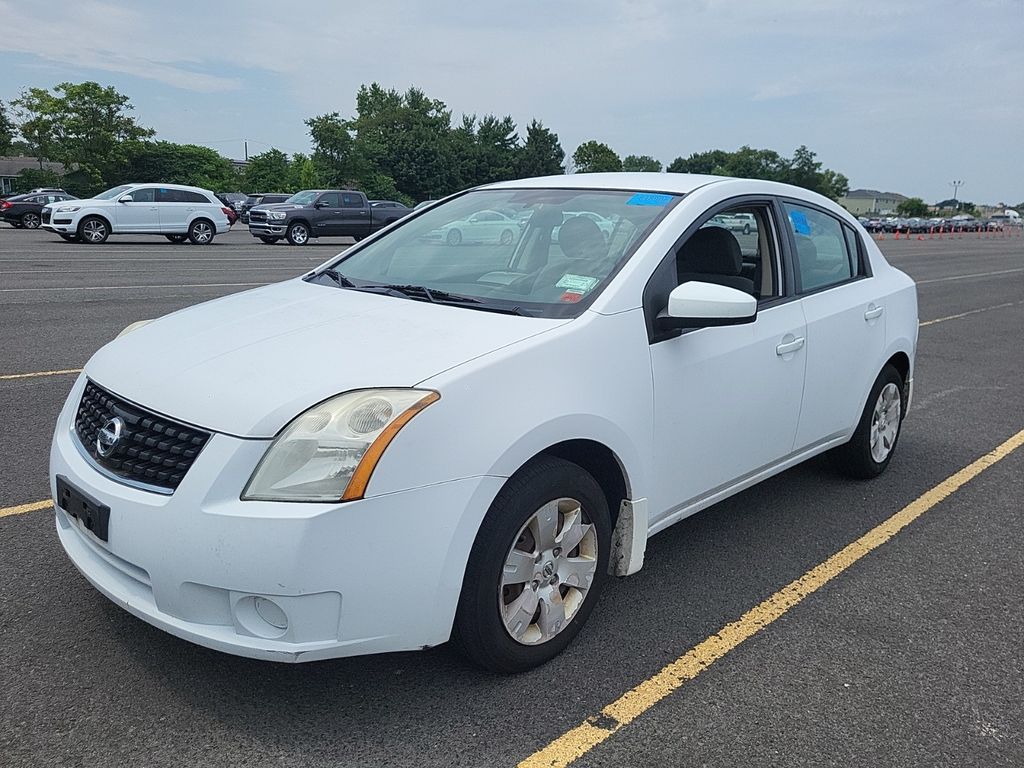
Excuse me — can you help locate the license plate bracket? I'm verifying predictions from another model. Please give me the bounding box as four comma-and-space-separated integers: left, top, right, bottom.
56, 475, 110, 542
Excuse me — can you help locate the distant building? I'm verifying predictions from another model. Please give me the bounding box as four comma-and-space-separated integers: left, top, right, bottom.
841, 188, 908, 215
0, 156, 66, 195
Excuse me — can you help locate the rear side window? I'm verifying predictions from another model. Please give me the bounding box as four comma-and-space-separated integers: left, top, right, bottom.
783, 202, 855, 293
182, 190, 210, 203
342, 193, 363, 208
157, 188, 185, 203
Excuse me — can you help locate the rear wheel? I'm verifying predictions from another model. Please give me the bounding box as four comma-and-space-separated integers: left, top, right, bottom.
188, 219, 215, 245
446, 228, 462, 246
499, 228, 514, 245
258, 236, 280, 244
78, 216, 110, 244
165, 234, 187, 243
453, 456, 611, 673
21, 212, 41, 229
287, 222, 310, 245
831, 365, 904, 479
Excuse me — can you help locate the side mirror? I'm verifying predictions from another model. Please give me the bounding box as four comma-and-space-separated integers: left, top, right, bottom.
315, 200, 331, 209
118, 195, 133, 203
657, 281, 757, 330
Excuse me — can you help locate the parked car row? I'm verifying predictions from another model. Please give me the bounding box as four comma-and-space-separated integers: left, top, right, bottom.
858, 215, 1016, 234
1, 190, 78, 229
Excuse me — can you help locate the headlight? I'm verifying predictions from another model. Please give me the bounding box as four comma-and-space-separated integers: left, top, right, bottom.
116, 319, 154, 338
267, 211, 287, 220
56, 205, 81, 213
242, 389, 440, 502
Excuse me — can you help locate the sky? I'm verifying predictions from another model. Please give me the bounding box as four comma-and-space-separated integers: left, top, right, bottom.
1, 0, 1022, 205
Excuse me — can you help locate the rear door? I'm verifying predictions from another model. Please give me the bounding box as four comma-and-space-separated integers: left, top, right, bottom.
342, 192, 371, 236
781, 200, 887, 449
156, 188, 189, 233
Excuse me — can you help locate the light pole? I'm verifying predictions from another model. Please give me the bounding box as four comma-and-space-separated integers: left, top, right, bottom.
950, 180, 964, 212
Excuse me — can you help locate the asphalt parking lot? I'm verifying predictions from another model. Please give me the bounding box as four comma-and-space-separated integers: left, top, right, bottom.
1, 225, 1022, 767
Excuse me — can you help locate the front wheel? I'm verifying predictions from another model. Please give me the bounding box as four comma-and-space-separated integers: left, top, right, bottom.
287, 222, 310, 245
831, 365, 904, 479
58, 233, 80, 242
22, 212, 41, 229
165, 234, 187, 243
499, 228, 514, 245
446, 228, 462, 246
78, 216, 110, 244
453, 456, 611, 673
188, 219, 215, 245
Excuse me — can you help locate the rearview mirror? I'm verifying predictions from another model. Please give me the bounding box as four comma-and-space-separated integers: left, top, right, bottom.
656, 281, 757, 330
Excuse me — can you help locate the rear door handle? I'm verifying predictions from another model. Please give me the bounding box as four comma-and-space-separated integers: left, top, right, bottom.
864, 305, 884, 321
776, 337, 805, 356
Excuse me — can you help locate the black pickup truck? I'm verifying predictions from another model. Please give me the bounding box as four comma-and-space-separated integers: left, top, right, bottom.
247, 189, 410, 245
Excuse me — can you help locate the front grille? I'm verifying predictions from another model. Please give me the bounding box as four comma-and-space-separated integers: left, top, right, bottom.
74, 381, 211, 492
41, 209, 51, 224
248, 210, 267, 223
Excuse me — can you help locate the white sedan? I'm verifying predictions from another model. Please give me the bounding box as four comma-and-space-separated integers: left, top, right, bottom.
50, 173, 917, 672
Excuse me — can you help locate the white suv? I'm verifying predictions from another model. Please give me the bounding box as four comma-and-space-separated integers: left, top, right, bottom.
41, 183, 231, 245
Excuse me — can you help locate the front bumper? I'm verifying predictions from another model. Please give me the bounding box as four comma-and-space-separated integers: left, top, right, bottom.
51, 375, 502, 662
249, 221, 287, 237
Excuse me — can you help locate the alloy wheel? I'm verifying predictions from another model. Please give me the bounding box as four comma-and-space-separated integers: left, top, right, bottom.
870, 382, 901, 463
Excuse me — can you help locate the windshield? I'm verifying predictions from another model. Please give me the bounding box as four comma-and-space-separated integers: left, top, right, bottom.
286, 190, 319, 205
94, 185, 134, 200
322, 188, 680, 318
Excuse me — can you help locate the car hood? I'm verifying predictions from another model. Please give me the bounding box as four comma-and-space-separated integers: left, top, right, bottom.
254, 203, 305, 212
85, 279, 565, 437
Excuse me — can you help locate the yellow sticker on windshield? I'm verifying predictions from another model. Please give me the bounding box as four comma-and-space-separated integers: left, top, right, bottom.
555, 274, 600, 293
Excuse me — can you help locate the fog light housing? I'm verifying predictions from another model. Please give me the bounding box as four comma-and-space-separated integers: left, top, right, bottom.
234, 595, 289, 639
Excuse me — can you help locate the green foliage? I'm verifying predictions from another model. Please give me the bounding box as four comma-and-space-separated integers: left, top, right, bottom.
297, 156, 320, 190
241, 148, 293, 193
572, 141, 622, 173
517, 120, 565, 178
62, 166, 105, 197
10, 82, 154, 186
622, 154, 662, 173
13, 167, 62, 193
112, 141, 239, 191
666, 144, 848, 200
896, 197, 929, 217
0, 100, 14, 155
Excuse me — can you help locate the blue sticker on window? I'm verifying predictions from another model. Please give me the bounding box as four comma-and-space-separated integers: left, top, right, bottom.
627, 193, 673, 206
789, 210, 811, 235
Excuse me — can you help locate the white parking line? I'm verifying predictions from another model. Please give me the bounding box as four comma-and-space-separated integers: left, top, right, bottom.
917, 267, 1024, 285
2, 267, 302, 275
0, 282, 269, 292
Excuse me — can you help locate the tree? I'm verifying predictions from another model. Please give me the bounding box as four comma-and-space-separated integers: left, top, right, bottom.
113, 141, 238, 191
572, 141, 622, 173
297, 155, 320, 189
241, 148, 292, 193
896, 197, 929, 217
622, 154, 662, 173
517, 120, 564, 178
667, 149, 730, 174
0, 100, 14, 155
11, 82, 154, 186
13, 167, 61, 193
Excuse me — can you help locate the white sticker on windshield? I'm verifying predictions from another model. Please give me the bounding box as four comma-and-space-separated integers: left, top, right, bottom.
555, 274, 600, 293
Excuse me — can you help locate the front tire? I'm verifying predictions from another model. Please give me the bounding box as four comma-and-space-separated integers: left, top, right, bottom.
165, 234, 187, 243
188, 219, 215, 245
78, 216, 110, 244
287, 222, 310, 245
446, 228, 462, 246
258, 236, 280, 244
58, 233, 80, 242
831, 365, 904, 479
453, 456, 611, 673
22, 212, 41, 229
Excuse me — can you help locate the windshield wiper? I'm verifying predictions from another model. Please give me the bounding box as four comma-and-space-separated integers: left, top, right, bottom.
371, 284, 531, 316
313, 267, 356, 287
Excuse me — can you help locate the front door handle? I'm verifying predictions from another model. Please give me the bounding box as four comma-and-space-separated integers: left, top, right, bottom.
776, 337, 805, 356
864, 305, 884, 321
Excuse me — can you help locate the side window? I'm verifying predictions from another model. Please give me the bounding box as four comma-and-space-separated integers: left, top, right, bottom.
342, 193, 363, 208
132, 188, 157, 203
783, 202, 855, 292
318, 192, 341, 208
156, 188, 183, 203
182, 190, 210, 204
678, 204, 780, 300
842, 224, 864, 276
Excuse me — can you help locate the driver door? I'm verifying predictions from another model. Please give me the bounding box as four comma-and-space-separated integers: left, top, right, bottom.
648, 202, 807, 522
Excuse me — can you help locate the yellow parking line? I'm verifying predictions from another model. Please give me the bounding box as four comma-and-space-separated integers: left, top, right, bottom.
0, 500, 53, 519
519, 427, 1024, 768
919, 301, 1021, 327
0, 368, 82, 381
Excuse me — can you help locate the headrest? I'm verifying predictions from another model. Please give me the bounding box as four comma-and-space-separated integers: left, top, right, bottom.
559, 216, 606, 259
677, 226, 742, 276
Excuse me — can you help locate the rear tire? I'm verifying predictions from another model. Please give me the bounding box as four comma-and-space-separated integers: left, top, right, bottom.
78, 216, 110, 244
258, 236, 280, 244
287, 222, 310, 245
446, 228, 462, 245
831, 365, 904, 479
453, 456, 611, 673
165, 234, 187, 243
188, 219, 215, 245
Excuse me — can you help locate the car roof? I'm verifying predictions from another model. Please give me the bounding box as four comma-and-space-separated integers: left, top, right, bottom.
126, 182, 212, 193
